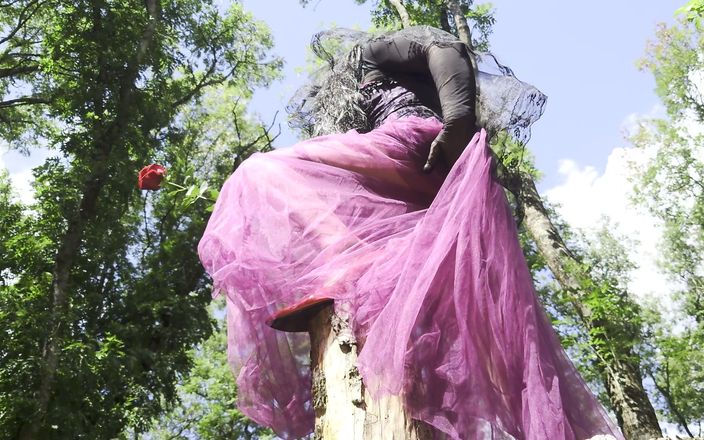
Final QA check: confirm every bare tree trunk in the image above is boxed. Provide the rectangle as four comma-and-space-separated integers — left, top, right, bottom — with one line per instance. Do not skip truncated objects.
444, 0, 472, 46
17, 1, 160, 438
386, 0, 411, 28
520, 174, 662, 440
309, 306, 433, 440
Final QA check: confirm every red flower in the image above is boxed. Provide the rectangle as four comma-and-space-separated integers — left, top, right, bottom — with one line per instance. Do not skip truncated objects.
138, 164, 166, 190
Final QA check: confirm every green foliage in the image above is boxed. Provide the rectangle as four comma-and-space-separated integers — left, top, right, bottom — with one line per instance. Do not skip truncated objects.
630, 16, 704, 432
0, 0, 281, 437
640, 307, 704, 434
536, 219, 646, 410
636, 19, 704, 325
0, 0, 52, 147
576, 228, 644, 363
638, 20, 704, 121
489, 135, 541, 233
307, 0, 495, 50
142, 302, 275, 440
632, 123, 704, 321
677, 0, 704, 23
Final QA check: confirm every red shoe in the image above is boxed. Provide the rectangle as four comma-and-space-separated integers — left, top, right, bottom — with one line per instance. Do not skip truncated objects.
266, 296, 334, 332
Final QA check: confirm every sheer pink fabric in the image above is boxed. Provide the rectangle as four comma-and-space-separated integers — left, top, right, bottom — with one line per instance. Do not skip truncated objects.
198, 116, 623, 439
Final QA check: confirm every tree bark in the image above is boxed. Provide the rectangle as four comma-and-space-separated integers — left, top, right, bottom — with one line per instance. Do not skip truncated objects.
520, 174, 662, 440
386, 0, 411, 28
309, 306, 433, 440
444, 0, 472, 47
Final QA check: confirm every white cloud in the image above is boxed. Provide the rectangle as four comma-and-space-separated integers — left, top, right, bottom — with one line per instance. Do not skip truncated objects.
9, 168, 35, 205
619, 104, 666, 139
1, 148, 45, 205
544, 145, 672, 303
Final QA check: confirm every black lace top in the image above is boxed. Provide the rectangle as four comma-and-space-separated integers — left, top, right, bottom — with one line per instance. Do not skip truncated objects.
360, 79, 440, 129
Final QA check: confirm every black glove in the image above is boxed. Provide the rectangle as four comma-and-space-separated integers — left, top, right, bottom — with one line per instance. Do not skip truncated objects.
424, 119, 476, 173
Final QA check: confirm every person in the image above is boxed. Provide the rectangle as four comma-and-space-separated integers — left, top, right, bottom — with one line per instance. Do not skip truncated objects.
198, 26, 623, 440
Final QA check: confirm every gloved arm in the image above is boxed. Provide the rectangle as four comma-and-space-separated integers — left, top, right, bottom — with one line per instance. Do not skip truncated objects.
362, 37, 478, 171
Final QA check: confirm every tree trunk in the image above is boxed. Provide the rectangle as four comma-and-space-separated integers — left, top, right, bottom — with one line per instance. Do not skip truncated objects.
18, 166, 109, 440
520, 174, 662, 440
386, 0, 411, 28
309, 306, 433, 440
445, 0, 472, 47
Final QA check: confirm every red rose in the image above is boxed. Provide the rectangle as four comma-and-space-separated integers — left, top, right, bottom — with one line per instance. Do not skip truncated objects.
138, 164, 166, 190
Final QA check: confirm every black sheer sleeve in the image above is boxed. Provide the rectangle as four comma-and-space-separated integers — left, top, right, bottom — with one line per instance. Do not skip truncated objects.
362, 37, 478, 169
362, 38, 476, 127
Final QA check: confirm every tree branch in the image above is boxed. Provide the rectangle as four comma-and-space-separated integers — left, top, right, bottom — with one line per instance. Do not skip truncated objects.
649, 367, 695, 437
0, 63, 39, 79
0, 95, 50, 108
439, 8, 452, 33
168, 55, 221, 109
231, 110, 280, 172
0, 0, 45, 46
444, 0, 472, 47
387, 0, 411, 28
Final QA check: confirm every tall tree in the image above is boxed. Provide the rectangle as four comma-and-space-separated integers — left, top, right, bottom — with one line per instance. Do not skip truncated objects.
0, 0, 281, 438
299, 1, 662, 438
630, 14, 704, 434
354, 0, 495, 50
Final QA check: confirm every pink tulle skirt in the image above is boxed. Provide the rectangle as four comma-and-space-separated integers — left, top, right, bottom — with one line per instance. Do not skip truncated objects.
198, 116, 623, 439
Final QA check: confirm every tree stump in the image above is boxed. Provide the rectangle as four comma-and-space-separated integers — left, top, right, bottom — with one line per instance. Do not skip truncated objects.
308, 305, 433, 440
